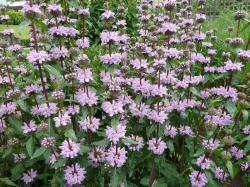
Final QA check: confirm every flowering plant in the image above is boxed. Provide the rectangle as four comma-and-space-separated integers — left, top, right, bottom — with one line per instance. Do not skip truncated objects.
0, 0, 250, 186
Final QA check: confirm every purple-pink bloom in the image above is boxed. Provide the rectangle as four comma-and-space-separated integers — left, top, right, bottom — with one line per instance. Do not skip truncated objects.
22, 169, 38, 184
79, 116, 100, 132
105, 123, 126, 144
60, 138, 80, 158
64, 163, 86, 185
106, 146, 127, 167
148, 137, 167, 155
189, 171, 208, 187
164, 125, 178, 138
214, 167, 229, 182
22, 121, 37, 134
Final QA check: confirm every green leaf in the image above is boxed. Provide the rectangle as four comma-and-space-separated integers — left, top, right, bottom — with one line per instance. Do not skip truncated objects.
92, 139, 109, 146
7, 117, 22, 134
241, 135, 250, 143
146, 125, 156, 139
190, 87, 201, 97
79, 145, 90, 155
241, 22, 250, 32
152, 178, 168, 187
44, 64, 63, 80
0, 178, 18, 186
166, 141, 174, 154
26, 136, 34, 157
53, 159, 66, 169
225, 101, 237, 117
226, 161, 234, 178
109, 169, 119, 187
17, 99, 29, 112
155, 157, 184, 186
2, 148, 13, 159
242, 110, 249, 125
244, 141, 250, 153
11, 163, 25, 180
64, 128, 77, 141
140, 176, 149, 186
122, 138, 138, 145
205, 171, 221, 187
111, 118, 119, 128
31, 147, 46, 159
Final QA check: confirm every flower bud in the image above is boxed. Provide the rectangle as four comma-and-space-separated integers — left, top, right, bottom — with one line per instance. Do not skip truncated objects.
223, 136, 234, 146
52, 90, 65, 102
0, 39, 8, 48
238, 92, 247, 100
225, 129, 232, 135
239, 100, 249, 109
221, 151, 232, 160
227, 27, 233, 32
230, 37, 244, 47
234, 10, 247, 20
247, 155, 250, 161
211, 36, 217, 42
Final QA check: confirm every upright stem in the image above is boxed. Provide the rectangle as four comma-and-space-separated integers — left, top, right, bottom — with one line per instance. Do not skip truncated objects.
29, 2, 49, 103
148, 158, 157, 187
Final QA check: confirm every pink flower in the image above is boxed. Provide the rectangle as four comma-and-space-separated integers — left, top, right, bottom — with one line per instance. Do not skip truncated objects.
129, 102, 150, 118
64, 163, 86, 185
22, 4, 41, 16
50, 47, 69, 60
27, 50, 49, 65
41, 137, 56, 148
100, 53, 123, 65
79, 116, 100, 132
47, 4, 62, 14
100, 31, 120, 45
13, 153, 26, 163
125, 135, 144, 151
22, 121, 37, 134
25, 84, 41, 95
75, 68, 93, 83
88, 146, 106, 167
164, 125, 178, 138
49, 152, 59, 164
76, 37, 90, 49
102, 101, 124, 117
147, 110, 168, 124
189, 171, 208, 187
241, 162, 250, 171
196, 155, 212, 170
238, 50, 250, 61
67, 104, 80, 115
54, 111, 71, 128
243, 125, 250, 135
202, 139, 220, 151
148, 138, 167, 155
214, 167, 228, 182
31, 103, 57, 117
76, 89, 98, 106
106, 146, 127, 167
130, 59, 148, 69
22, 169, 38, 184
106, 123, 126, 144
101, 10, 115, 20
231, 146, 244, 160
60, 138, 80, 158
179, 126, 193, 136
